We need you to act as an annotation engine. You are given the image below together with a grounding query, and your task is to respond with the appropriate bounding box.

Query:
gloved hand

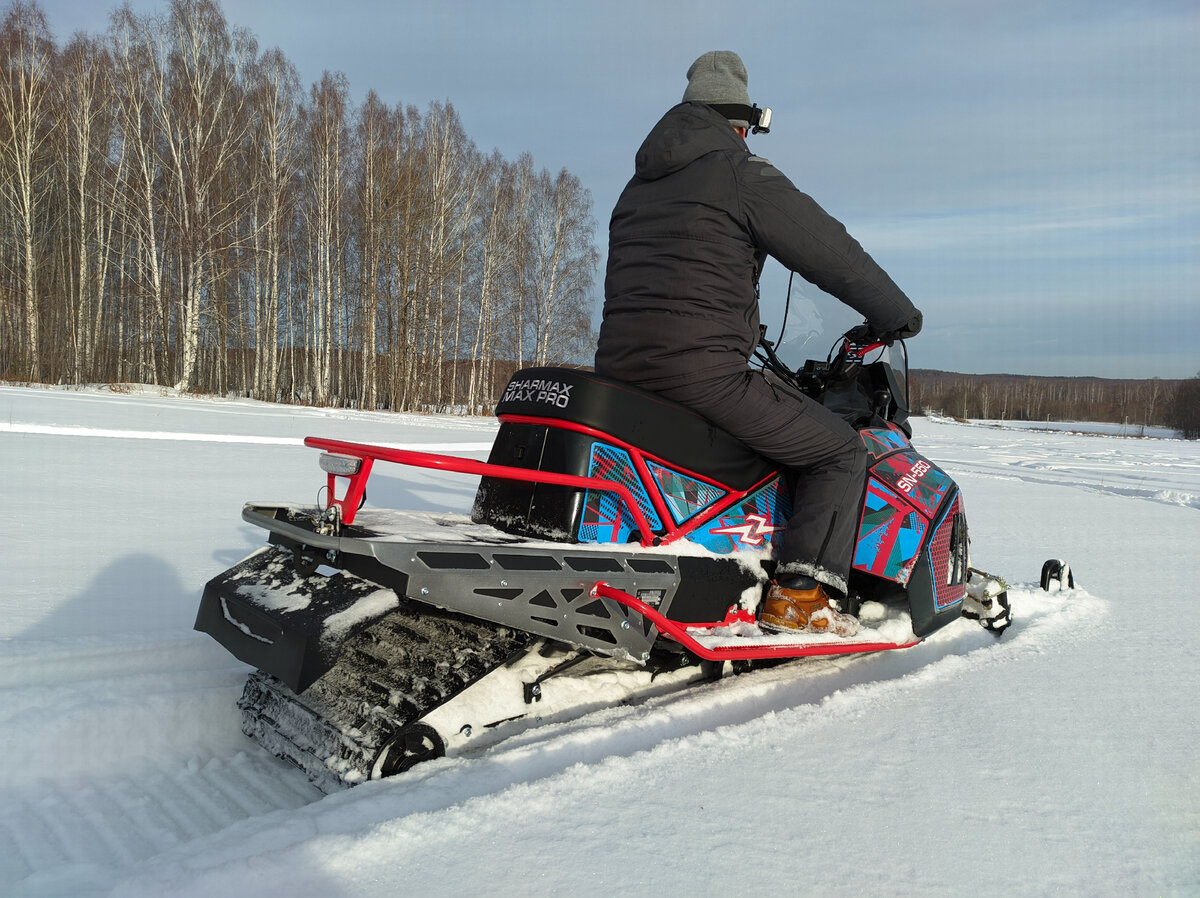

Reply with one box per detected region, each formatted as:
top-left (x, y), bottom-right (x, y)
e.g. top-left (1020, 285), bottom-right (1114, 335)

top-left (890, 311), bottom-right (922, 340)
top-left (854, 311), bottom-right (923, 346)
top-left (844, 323), bottom-right (879, 346)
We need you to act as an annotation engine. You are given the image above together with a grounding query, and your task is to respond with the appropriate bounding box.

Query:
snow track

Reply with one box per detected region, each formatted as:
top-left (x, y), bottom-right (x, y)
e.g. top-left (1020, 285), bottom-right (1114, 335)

top-left (1, 583), bottom-right (1083, 895)
top-left (3, 389), bottom-right (1196, 895)
top-left (2, 637), bottom-right (257, 784)
top-left (920, 426), bottom-right (1200, 509)
top-left (0, 636), bottom-right (323, 894)
top-left (0, 754), bottom-right (318, 888)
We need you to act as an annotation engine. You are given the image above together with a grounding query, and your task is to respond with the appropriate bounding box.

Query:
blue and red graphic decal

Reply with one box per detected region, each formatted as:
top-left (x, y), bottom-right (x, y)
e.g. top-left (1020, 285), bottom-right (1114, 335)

top-left (853, 477), bottom-right (927, 583)
top-left (646, 461), bottom-right (727, 526)
top-left (579, 444), bottom-right (662, 542)
top-left (688, 475), bottom-right (791, 554)
top-left (868, 452), bottom-right (953, 519)
top-left (861, 424), bottom-right (911, 460)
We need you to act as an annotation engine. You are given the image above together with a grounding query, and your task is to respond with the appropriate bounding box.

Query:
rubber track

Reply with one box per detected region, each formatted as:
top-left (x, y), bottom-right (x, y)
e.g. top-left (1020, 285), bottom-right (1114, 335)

top-left (239, 604), bottom-right (533, 791)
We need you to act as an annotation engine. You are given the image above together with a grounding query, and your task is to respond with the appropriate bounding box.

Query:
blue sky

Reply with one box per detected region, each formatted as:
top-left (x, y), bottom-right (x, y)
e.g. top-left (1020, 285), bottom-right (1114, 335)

top-left (37, 0), bottom-right (1200, 378)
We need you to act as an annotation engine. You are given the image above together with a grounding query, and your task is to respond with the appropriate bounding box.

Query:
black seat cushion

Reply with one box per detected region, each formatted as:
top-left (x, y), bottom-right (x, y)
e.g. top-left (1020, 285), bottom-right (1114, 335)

top-left (494, 367), bottom-right (776, 492)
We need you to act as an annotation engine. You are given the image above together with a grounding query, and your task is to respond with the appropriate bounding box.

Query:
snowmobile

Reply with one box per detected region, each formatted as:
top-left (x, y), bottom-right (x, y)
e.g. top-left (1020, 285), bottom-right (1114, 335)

top-left (196, 326), bottom-right (1019, 792)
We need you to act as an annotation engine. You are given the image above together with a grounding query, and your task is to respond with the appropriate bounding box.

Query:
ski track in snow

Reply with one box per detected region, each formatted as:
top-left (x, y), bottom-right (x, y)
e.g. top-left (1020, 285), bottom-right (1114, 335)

top-left (1, 583), bottom-right (1086, 895)
top-left (0, 421), bottom-right (492, 453)
top-left (0, 755), bottom-right (318, 886)
top-left (0, 635), bottom-right (324, 892)
top-left (920, 429), bottom-right (1200, 510)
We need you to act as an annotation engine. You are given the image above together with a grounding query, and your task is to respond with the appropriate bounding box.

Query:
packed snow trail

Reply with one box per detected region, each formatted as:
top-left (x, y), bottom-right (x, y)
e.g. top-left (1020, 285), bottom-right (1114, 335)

top-left (919, 419), bottom-right (1200, 509)
top-left (0, 755), bottom-right (317, 884)
top-left (0, 634), bottom-right (323, 890)
top-left (2, 583), bottom-right (1082, 896)
top-left (1, 386), bottom-right (1196, 896)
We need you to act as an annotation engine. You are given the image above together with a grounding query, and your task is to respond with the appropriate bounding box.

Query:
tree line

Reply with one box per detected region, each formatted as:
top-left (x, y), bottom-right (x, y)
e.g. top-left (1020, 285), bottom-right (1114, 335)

top-left (0, 0), bottom-right (599, 412)
top-left (911, 369), bottom-right (1200, 438)
top-left (1167, 373), bottom-right (1200, 439)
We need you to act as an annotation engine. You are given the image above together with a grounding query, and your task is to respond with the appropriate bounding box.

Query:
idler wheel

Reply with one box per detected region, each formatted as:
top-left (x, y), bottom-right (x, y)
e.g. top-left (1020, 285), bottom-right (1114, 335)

top-left (371, 723), bottom-right (445, 779)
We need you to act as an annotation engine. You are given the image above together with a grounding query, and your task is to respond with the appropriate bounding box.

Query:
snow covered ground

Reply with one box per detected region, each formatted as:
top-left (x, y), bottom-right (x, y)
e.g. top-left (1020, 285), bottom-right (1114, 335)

top-left (1, 383), bottom-right (1197, 897)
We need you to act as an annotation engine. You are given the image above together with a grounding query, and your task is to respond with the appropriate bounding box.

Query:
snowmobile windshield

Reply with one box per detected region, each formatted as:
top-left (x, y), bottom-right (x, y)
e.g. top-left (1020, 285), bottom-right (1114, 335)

top-left (770, 294), bottom-right (827, 366)
top-left (767, 289), bottom-right (875, 373)
top-left (888, 340), bottom-right (902, 403)
top-left (881, 341), bottom-right (908, 402)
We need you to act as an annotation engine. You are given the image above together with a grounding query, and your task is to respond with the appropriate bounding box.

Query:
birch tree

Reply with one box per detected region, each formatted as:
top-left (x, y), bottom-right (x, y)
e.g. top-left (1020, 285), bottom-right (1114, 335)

top-left (157, 0), bottom-right (254, 390)
top-left (0, 0), bottom-right (54, 380)
top-left (108, 4), bottom-right (170, 384)
top-left (299, 69), bottom-right (349, 404)
top-left (350, 89), bottom-right (395, 408)
top-left (526, 167), bottom-right (597, 366)
top-left (57, 33), bottom-right (116, 383)
top-left (245, 46), bottom-right (300, 400)
top-left (465, 153), bottom-right (512, 413)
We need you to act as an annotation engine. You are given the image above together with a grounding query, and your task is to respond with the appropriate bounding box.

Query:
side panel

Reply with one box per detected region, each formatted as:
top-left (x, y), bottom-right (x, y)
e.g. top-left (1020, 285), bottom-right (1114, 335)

top-left (647, 461), bottom-right (729, 526)
top-left (906, 494), bottom-right (970, 636)
top-left (580, 443), bottom-right (790, 555)
top-left (580, 444), bottom-right (664, 542)
top-left (685, 475), bottom-right (791, 554)
top-left (861, 423), bottom-right (912, 459)
top-left (854, 478), bottom-right (928, 583)
top-left (869, 453), bottom-right (954, 518)
top-left (853, 427), bottom-right (968, 635)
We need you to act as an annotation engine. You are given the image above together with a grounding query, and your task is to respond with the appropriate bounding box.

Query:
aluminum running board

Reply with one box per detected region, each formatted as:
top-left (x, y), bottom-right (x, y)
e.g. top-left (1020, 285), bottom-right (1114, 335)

top-left (591, 583), bottom-right (921, 659)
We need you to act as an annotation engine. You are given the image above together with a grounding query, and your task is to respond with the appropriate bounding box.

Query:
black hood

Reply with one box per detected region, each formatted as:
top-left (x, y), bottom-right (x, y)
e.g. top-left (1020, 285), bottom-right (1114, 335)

top-left (634, 102), bottom-right (746, 181)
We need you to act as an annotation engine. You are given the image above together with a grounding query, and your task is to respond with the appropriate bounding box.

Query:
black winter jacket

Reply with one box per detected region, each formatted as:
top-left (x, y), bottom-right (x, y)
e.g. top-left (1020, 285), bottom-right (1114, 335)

top-left (595, 102), bottom-right (922, 390)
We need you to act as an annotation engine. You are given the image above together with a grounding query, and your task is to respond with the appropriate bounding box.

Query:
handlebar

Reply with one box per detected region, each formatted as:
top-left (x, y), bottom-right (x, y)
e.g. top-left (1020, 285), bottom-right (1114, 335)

top-left (754, 320), bottom-right (911, 432)
top-left (756, 322), bottom-right (906, 401)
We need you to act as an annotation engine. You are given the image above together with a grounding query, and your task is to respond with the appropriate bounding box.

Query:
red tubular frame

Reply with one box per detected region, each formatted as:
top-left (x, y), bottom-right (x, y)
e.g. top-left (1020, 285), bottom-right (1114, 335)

top-left (301, 435), bottom-right (919, 661)
top-left (496, 413), bottom-right (782, 548)
top-left (305, 435), bottom-right (659, 540)
top-left (306, 416), bottom-right (780, 550)
top-left (590, 582), bottom-right (918, 660)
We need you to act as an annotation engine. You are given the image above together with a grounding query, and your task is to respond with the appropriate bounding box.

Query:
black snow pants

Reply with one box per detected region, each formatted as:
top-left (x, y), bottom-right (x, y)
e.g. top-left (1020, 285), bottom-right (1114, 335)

top-left (654, 369), bottom-right (867, 595)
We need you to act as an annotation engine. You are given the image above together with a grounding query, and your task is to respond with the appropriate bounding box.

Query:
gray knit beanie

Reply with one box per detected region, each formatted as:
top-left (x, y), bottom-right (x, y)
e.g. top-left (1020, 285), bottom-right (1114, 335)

top-left (682, 50), bottom-right (751, 127)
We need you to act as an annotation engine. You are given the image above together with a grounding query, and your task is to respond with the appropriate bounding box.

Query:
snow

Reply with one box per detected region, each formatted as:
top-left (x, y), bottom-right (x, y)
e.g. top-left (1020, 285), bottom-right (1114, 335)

top-left (320, 588), bottom-right (400, 640)
top-left (1, 383), bottom-right (1198, 896)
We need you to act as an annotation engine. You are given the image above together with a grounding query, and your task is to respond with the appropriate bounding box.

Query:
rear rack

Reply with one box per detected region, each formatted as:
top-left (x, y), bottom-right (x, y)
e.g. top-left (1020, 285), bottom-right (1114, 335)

top-left (305, 436), bottom-right (661, 545)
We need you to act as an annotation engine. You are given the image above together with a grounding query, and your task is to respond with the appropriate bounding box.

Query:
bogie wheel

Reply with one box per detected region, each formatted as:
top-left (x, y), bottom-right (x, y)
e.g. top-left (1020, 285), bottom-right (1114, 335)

top-left (372, 723), bottom-right (445, 779)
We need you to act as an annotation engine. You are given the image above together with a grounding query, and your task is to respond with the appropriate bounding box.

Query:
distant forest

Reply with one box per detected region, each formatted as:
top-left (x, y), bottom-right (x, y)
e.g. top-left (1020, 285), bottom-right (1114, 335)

top-left (0, 0), bottom-right (597, 412)
top-left (911, 369), bottom-right (1200, 438)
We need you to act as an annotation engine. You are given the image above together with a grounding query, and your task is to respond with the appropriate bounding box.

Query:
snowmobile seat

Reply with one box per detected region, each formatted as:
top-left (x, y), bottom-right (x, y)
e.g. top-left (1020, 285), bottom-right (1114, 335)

top-left (474, 366), bottom-right (780, 542)
top-left (493, 366), bottom-right (775, 489)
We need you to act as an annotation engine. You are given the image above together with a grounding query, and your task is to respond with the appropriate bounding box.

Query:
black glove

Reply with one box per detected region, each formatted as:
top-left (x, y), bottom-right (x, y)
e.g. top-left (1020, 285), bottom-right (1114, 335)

top-left (844, 323), bottom-right (877, 345)
top-left (857, 311), bottom-right (923, 346)
top-left (891, 311), bottom-right (922, 340)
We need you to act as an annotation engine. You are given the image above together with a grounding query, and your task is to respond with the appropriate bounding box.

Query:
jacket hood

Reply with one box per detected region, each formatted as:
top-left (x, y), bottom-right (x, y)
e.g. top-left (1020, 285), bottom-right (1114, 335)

top-left (634, 102), bottom-right (746, 181)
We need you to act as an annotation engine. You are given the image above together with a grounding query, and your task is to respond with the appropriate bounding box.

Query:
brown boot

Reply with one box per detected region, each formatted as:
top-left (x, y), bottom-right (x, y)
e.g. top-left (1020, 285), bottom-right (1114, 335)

top-left (761, 581), bottom-right (860, 637)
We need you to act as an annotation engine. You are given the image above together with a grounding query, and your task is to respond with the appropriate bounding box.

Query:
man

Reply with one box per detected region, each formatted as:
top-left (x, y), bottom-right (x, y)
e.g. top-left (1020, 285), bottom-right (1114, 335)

top-left (595, 50), bottom-right (922, 636)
